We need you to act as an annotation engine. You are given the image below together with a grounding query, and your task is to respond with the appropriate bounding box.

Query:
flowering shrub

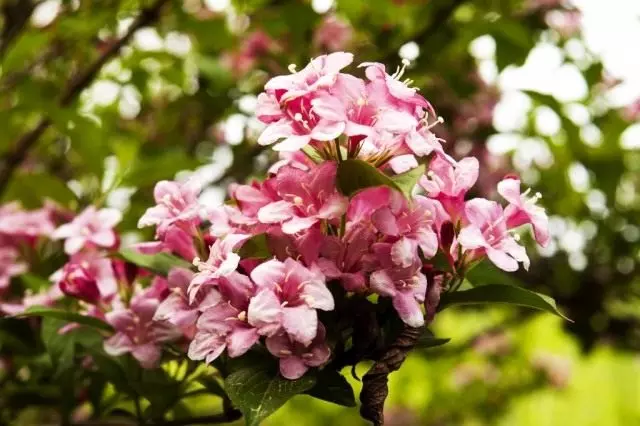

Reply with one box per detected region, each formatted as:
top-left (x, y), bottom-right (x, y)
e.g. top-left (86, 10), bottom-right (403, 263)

top-left (0, 53), bottom-right (564, 426)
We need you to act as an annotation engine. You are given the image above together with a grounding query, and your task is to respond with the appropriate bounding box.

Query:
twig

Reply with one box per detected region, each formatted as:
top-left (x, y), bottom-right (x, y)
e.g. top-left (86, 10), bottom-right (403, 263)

top-left (359, 325), bottom-right (421, 426)
top-left (0, 0), bottom-right (171, 195)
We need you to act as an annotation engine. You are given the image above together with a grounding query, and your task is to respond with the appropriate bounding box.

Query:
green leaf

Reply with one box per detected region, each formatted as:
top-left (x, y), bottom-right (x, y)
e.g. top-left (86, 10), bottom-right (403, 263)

top-left (237, 234), bottom-right (271, 259)
top-left (118, 248), bottom-right (193, 277)
top-left (415, 329), bottom-right (450, 349)
top-left (17, 307), bottom-right (113, 332)
top-left (438, 284), bottom-right (569, 320)
top-left (41, 317), bottom-right (103, 376)
top-left (225, 364), bottom-right (316, 426)
top-left (465, 260), bottom-right (525, 287)
top-left (2, 172), bottom-right (77, 208)
top-left (198, 375), bottom-right (227, 398)
top-left (305, 370), bottom-right (355, 407)
top-left (390, 164), bottom-right (426, 198)
top-left (336, 159), bottom-right (401, 197)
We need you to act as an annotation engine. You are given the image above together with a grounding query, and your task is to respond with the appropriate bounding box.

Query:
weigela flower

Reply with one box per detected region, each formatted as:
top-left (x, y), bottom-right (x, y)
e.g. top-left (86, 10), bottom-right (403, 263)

top-left (458, 198), bottom-right (530, 272)
top-left (52, 207), bottom-right (122, 255)
top-left (104, 282), bottom-right (181, 369)
top-left (266, 324), bottom-right (331, 379)
top-left (370, 242), bottom-right (428, 327)
top-left (138, 179), bottom-right (201, 237)
top-left (258, 162), bottom-right (348, 234)
top-left (56, 254), bottom-right (118, 304)
top-left (248, 258), bottom-right (333, 345)
top-left (498, 177), bottom-right (550, 247)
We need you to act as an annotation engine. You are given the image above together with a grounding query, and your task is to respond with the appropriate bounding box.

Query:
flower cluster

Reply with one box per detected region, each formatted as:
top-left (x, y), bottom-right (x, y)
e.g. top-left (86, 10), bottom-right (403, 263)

top-left (126, 53), bottom-right (549, 378)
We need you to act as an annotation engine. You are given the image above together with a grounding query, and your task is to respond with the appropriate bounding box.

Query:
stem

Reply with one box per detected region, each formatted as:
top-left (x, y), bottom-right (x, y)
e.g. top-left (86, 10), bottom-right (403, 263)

top-left (359, 325), bottom-right (421, 426)
top-left (0, 0), bottom-right (171, 195)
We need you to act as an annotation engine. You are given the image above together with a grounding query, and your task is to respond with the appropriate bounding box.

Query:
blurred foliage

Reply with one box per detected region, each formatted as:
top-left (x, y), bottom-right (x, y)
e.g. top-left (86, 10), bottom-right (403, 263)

top-left (1, 0), bottom-right (639, 424)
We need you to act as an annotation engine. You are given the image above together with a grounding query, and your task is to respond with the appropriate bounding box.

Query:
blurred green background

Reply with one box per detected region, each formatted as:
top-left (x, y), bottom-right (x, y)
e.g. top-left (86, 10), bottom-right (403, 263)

top-left (1, 0), bottom-right (639, 424)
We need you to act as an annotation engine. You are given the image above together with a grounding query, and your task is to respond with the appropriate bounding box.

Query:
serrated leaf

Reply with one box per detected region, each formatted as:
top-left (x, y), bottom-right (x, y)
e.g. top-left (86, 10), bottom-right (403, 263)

top-left (18, 307), bottom-right (113, 332)
top-left (305, 370), bottom-right (355, 407)
top-left (225, 364), bottom-right (316, 426)
top-left (118, 248), bottom-right (193, 277)
top-left (438, 284), bottom-right (569, 320)
top-left (336, 159), bottom-right (401, 197)
top-left (391, 164), bottom-right (425, 198)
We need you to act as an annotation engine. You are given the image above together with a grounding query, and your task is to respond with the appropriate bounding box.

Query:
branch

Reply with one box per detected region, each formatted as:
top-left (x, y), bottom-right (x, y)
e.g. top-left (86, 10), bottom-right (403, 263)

top-left (359, 325), bottom-right (421, 426)
top-left (0, 0), bottom-right (171, 195)
top-left (0, 0), bottom-right (35, 60)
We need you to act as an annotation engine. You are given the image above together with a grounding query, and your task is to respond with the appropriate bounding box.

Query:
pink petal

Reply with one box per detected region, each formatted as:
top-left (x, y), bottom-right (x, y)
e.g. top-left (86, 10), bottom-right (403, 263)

top-left (389, 154), bottom-right (418, 174)
top-left (250, 259), bottom-right (286, 289)
top-left (273, 135), bottom-right (312, 152)
top-left (372, 207), bottom-right (400, 236)
top-left (391, 237), bottom-right (416, 268)
top-left (316, 194), bottom-right (348, 220)
top-left (91, 230), bottom-right (116, 248)
top-left (226, 327), bottom-right (259, 357)
top-left (416, 229), bottom-right (438, 259)
top-left (310, 120), bottom-right (345, 141)
top-left (188, 332), bottom-right (226, 362)
top-left (393, 292), bottom-right (424, 327)
top-left (370, 270), bottom-right (398, 297)
top-left (486, 247), bottom-right (519, 272)
top-left (138, 205), bottom-right (169, 228)
top-left (132, 343), bottom-right (161, 369)
top-left (257, 201), bottom-right (294, 223)
top-left (458, 226), bottom-right (488, 250)
top-left (258, 119), bottom-right (295, 145)
top-left (280, 356), bottom-right (309, 380)
top-left (64, 236), bottom-right (86, 255)
top-left (104, 333), bottom-right (134, 356)
top-left (282, 216), bottom-right (318, 234)
top-left (282, 305), bottom-right (318, 346)
top-left (248, 289), bottom-right (283, 335)
top-left (497, 178), bottom-right (522, 205)
top-left (300, 280), bottom-right (334, 311)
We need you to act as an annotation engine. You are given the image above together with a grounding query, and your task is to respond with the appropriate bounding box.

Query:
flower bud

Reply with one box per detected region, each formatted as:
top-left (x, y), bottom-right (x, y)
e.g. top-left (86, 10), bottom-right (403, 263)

top-left (59, 263), bottom-right (101, 304)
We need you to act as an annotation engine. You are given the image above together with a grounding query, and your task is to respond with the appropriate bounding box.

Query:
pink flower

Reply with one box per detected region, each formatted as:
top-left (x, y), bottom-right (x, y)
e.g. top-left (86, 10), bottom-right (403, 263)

top-left (248, 258), bottom-right (333, 345)
top-left (0, 203), bottom-right (55, 240)
top-left (420, 156), bottom-right (479, 221)
top-left (497, 177), bottom-right (550, 247)
top-left (314, 15), bottom-right (353, 52)
top-left (317, 227), bottom-right (376, 292)
top-left (256, 53), bottom-right (354, 152)
top-left (188, 234), bottom-right (250, 302)
top-left (52, 207), bottom-right (122, 255)
top-left (188, 273), bottom-right (258, 363)
top-left (0, 247), bottom-right (26, 290)
top-left (266, 324), bottom-right (331, 379)
top-left (458, 198), bottom-right (530, 272)
top-left (154, 268), bottom-right (220, 329)
top-left (352, 187), bottom-right (439, 267)
top-left (138, 179), bottom-right (201, 236)
top-left (258, 162), bottom-right (348, 234)
top-left (188, 301), bottom-right (259, 363)
top-left (359, 61), bottom-right (431, 112)
top-left (370, 242), bottom-right (427, 327)
top-left (104, 285), bottom-right (181, 369)
top-left (264, 52), bottom-right (353, 100)
top-left (56, 255), bottom-right (118, 304)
